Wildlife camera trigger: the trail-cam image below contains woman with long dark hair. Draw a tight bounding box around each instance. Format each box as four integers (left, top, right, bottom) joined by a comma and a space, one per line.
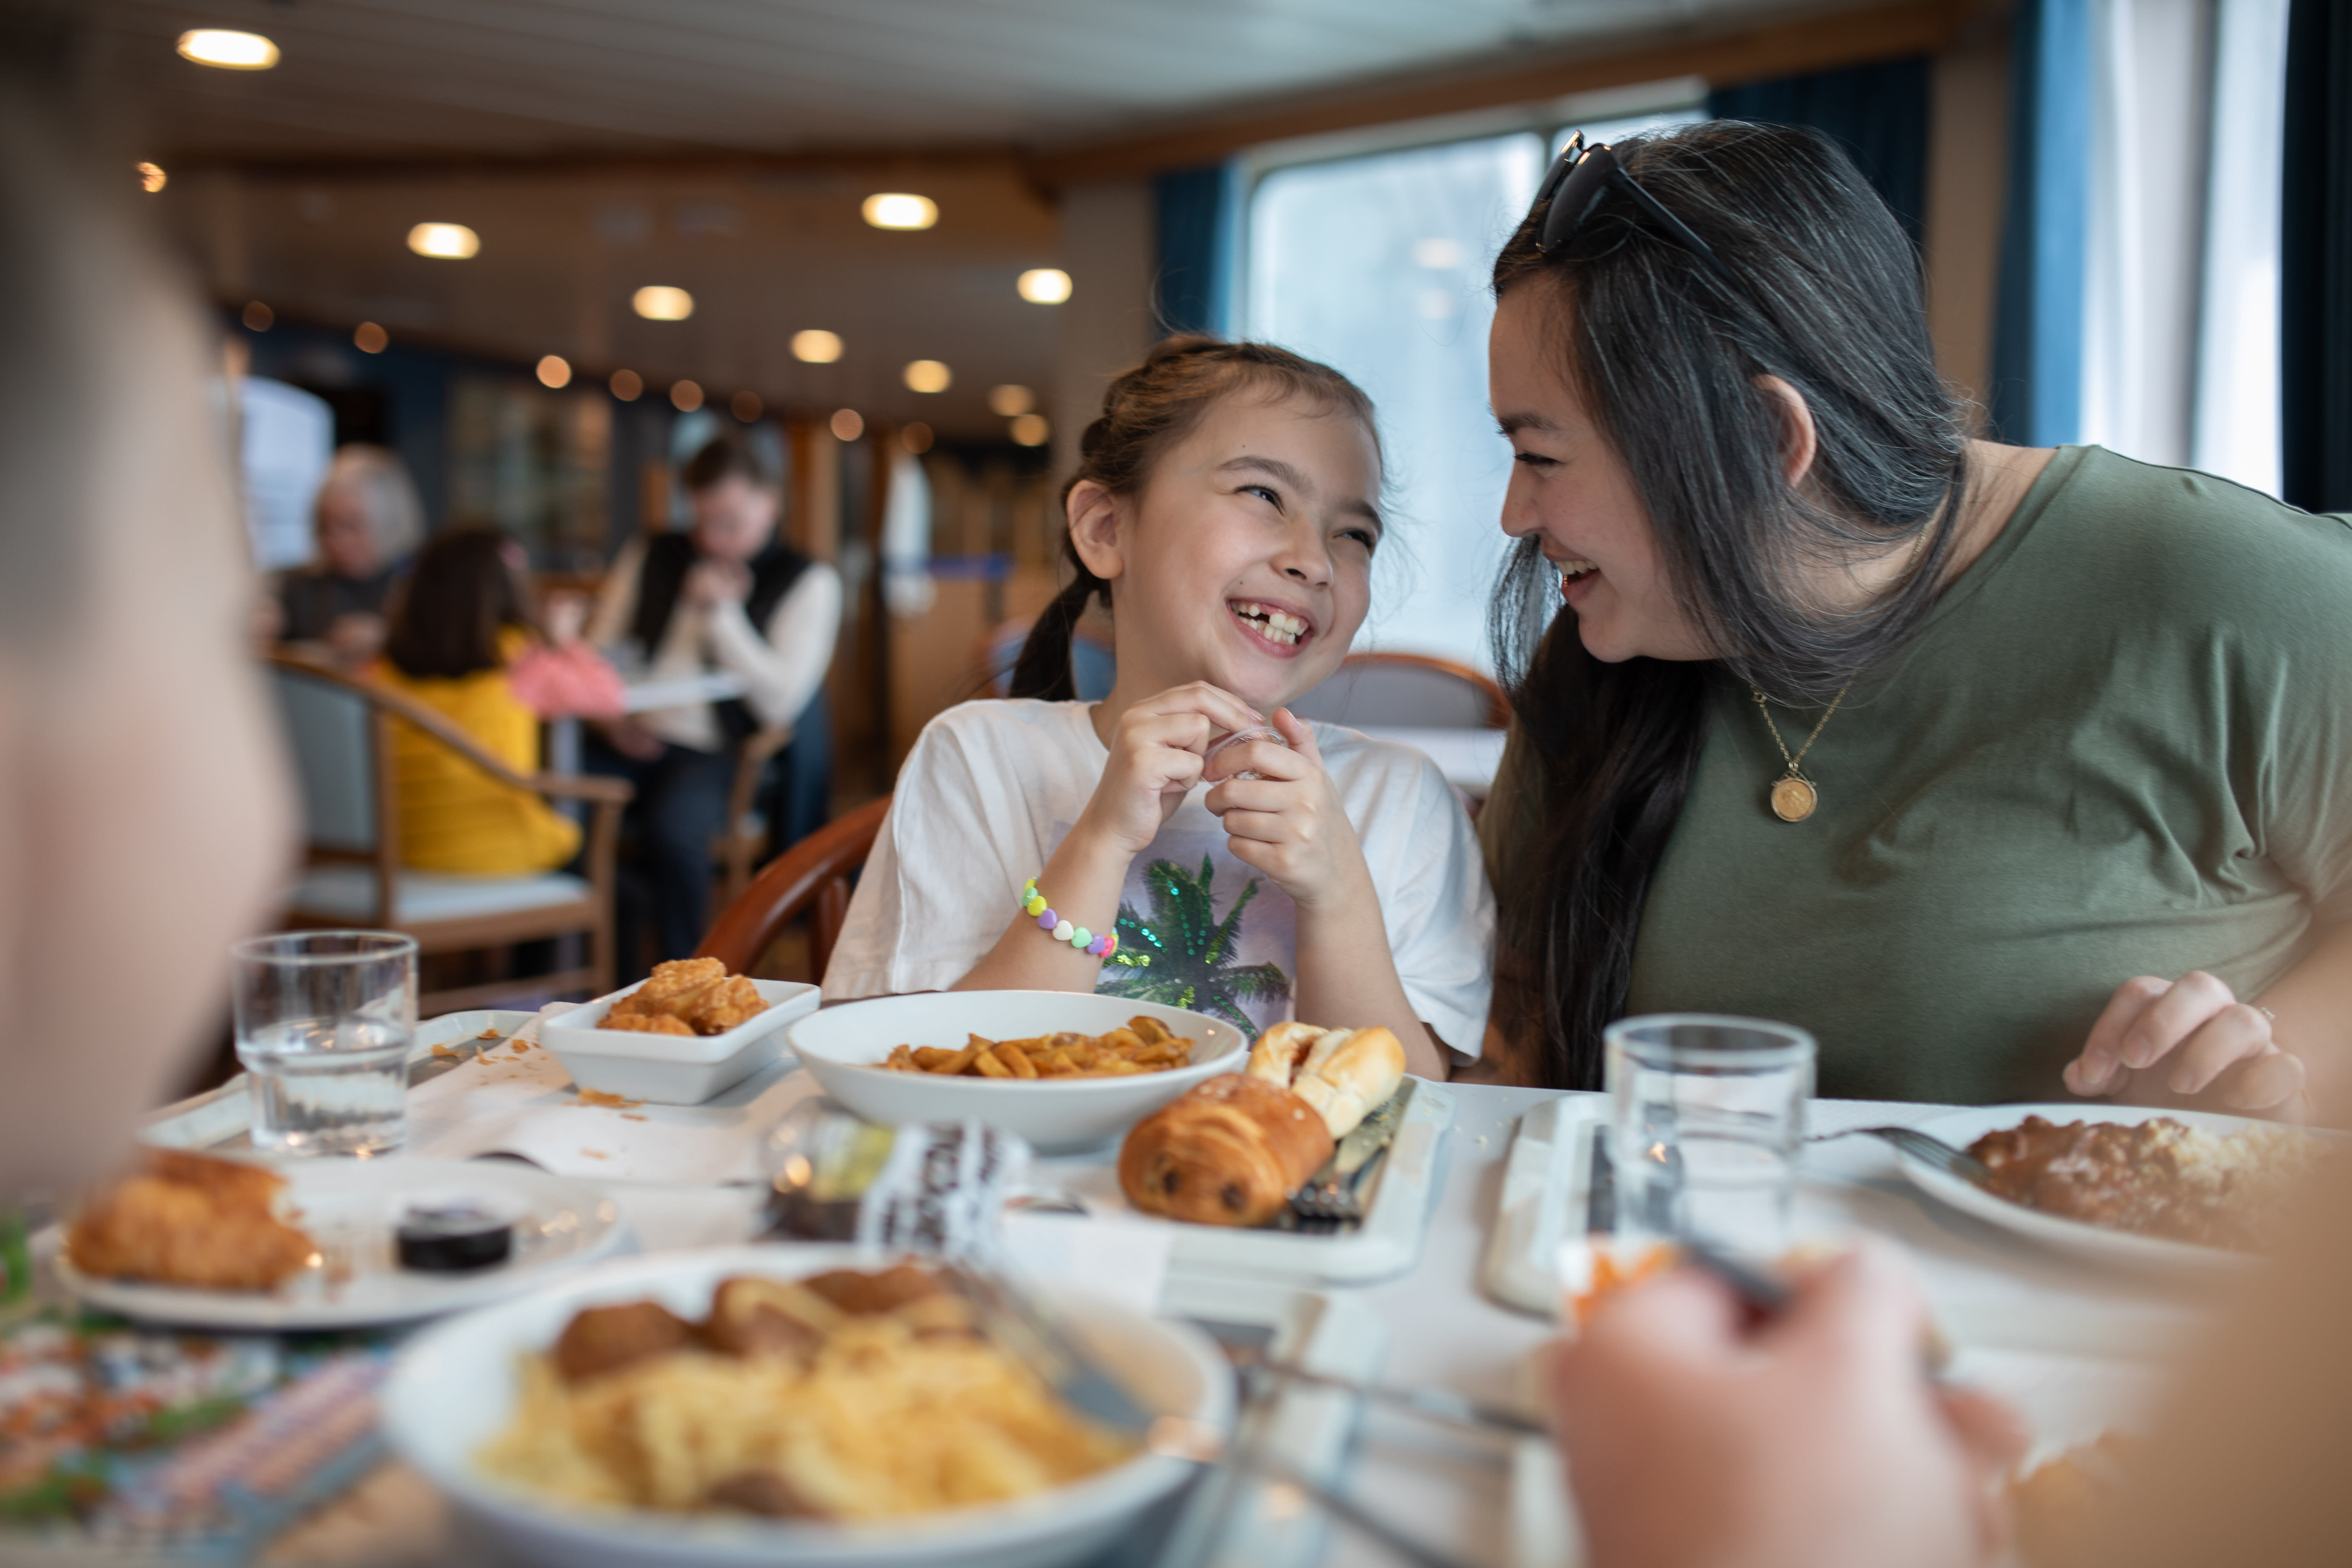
1478, 120, 2352, 1110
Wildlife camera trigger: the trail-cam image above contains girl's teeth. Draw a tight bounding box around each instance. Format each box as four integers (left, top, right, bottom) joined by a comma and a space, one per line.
1560, 558, 1597, 575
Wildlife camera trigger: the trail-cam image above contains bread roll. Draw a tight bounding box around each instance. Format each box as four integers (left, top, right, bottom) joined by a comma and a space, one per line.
1244, 1022, 1407, 1139
1119, 1074, 1333, 1227
1290, 1027, 1406, 1140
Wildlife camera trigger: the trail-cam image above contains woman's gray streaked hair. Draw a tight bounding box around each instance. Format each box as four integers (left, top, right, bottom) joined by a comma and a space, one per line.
316, 444, 427, 564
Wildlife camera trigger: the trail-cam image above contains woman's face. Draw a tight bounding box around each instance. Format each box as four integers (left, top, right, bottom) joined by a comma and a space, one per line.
1074, 391, 1382, 714
316, 486, 380, 579
1488, 288, 1711, 663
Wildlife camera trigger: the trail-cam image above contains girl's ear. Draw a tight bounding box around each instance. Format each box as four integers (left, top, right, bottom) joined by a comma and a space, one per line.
1066, 478, 1127, 582
1753, 375, 1819, 491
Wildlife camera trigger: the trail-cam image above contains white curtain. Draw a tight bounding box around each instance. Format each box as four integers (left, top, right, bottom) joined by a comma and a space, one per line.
2078, 0, 2289, 494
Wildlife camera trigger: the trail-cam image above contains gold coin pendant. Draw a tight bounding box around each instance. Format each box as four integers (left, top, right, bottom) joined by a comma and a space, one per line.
1769, 776, 1818, 822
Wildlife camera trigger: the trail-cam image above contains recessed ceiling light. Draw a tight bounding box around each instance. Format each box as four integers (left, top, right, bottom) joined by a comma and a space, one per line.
610, 369, 643, 401
903, 359, 951, 394
901, 421, 933, 454
354, 322, 388, 354
791, 329, 843, 364
671, 380, 704, 412
1009, 413, 1050, 447
633, 286, 694, 321
830, 408, 865, 441
1412, 238, 1466, 269
176, 29, 279, 69
862, 193, 937, 231
136, 162, 167, 194
407, 222, 480, 260
536, 355, 572, 389
1017, 268, 1072, 304
241, 300, 273, 331
987, 384, 1035, 417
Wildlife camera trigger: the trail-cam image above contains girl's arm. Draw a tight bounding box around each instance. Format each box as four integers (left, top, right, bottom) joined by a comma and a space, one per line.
953, 682, 1264, 993
1206, 710, 1449, 1080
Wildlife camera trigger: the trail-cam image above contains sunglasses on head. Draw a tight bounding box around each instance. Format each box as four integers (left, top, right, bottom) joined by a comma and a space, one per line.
1532, 133, 1741, 292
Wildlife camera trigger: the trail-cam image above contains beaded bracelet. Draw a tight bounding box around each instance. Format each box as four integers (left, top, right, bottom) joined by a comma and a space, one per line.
1020, 877, 1118, 958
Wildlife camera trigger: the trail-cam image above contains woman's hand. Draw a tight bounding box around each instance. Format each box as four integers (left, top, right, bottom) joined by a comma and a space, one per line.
1074, 682, 1263, 857
1554, 1248, 2024, 1568
684, 560, 751, 609
2064, 970, 2306, 1112
1203, 708, 1370, 910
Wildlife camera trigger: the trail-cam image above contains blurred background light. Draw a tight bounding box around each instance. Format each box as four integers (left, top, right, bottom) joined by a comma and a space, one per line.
670, 379, 704, 412
901, 422, 933, 454
240, 300, 273, 331
176, 29, 278, 69
1016, 268, 1072, 304
862, 193, 937, 231
1009, 413, 1050, 447
633, 286, 694, 321
136, 162, 167, 193
732, 390, 763, 422
987, 384, 1035, 416
791, 329, 844, 364
535, 355, 571, 388
407, 222, 480, 259
903, 359, 951, 393
831, 408, 865, 441
609, 369, 642, 401
354, 322, 388, 354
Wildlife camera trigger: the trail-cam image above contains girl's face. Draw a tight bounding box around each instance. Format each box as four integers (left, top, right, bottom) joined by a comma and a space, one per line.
1488, 288, 1712, 663
1074, 391, 1382, 714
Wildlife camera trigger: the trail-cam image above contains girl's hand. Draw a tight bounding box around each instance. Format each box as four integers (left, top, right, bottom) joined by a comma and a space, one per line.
1077, 682, 1264, 856
1203, 708, 1370, 910
684, 560, 750, 608
2064, 970, 2306, 1112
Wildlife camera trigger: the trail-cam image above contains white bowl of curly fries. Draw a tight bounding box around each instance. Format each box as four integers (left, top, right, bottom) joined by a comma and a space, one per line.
787, 991, 1248, 1151
379, 1244, 1233, 1568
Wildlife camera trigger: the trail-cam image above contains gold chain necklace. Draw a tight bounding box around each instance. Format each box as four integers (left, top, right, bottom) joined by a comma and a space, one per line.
1751, 679, 1854, 822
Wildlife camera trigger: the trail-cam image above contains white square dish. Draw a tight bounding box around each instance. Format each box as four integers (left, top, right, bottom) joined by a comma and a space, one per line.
541, 977, 818, 1104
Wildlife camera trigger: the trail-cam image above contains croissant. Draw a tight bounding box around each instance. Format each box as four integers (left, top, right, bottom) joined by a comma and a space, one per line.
1118, 1073, 1334, 1227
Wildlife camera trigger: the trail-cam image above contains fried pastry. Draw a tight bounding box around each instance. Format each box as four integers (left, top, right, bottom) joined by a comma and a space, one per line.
67, 1150, 316, 1290
604, 958, 768, 1037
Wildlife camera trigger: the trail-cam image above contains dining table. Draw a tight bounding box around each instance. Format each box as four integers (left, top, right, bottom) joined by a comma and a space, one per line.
15, 1051, 2226, 1568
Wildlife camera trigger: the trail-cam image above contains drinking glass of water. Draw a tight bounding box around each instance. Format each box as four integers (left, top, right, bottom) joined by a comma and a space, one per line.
233, 931, 417, 1157
1606, 1013, 1814, 1261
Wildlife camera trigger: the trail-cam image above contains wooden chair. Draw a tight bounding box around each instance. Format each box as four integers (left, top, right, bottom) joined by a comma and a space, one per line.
1286, 651, 1510, 730
266, 654, 633, 1014
696, 793, 890, 979
714, 723, 793, 904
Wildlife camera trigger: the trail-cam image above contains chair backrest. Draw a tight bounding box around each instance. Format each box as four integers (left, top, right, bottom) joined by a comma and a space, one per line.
697, 793, 892, 979
270, 662, 380, 853
1286, 652, 1508, 730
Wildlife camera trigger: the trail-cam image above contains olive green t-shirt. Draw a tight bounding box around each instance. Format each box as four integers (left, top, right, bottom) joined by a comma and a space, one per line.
1489, 446, 2352, 1103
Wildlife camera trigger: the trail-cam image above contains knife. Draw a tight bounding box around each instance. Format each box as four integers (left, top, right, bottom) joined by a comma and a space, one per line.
1288, 1079, 1414, 1223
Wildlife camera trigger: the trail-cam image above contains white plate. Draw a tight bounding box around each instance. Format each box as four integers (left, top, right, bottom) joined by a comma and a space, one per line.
53, 1155, 627, 1328
1895, 1102, 2307, 1271
788, 991, 1248, 1153
543, 978, 819, 1104
379, 1244, 1233, 1568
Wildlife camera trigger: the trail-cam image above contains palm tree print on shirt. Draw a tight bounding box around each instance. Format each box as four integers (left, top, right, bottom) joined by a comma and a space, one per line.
1099, 855, 1290, 1031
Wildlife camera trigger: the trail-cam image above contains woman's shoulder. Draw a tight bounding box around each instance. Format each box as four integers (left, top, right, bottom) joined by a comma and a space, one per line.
2043, 447, 2352, 603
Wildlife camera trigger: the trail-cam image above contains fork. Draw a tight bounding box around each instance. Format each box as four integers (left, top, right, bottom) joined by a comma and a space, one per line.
1811, 1125, 1999, 1187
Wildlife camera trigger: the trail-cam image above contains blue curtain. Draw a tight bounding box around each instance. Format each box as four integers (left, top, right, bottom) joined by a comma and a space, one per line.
2281, 0, 2352, 512
1154, 164, 1230, 338
1988, 0, 2090, 447
1707, 57, 1931, 245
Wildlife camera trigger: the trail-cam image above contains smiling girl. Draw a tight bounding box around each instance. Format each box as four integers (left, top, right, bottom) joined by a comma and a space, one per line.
824, 339, 1492, 1079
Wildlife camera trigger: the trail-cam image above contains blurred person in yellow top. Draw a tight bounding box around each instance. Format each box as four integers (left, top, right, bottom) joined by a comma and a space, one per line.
373, 528, 582, 874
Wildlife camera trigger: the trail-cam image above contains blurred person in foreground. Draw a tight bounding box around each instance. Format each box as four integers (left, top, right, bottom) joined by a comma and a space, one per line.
1555, 1150, 2352, 1567
0, 31, 290, 1203
586, 432, 839, 969
272, 443, 425, 668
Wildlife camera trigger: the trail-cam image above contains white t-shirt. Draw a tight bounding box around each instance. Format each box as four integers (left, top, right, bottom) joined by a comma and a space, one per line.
823, 699, 1494, 1058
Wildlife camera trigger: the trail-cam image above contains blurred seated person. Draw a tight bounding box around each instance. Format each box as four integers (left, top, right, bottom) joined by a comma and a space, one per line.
586, 432, 839, 966
273, 443, 424, 668
372, 528, 592, 874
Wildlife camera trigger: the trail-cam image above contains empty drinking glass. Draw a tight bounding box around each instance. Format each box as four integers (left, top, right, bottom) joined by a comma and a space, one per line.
233, 931, 417, 1157
1205, 725, 1288, 782
1606, 1013, 1814, 1261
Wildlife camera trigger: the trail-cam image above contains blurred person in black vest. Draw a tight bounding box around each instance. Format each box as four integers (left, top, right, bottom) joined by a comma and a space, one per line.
585, 433, 839, 970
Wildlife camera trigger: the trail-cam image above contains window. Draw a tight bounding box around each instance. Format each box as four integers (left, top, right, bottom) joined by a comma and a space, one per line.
1240, 104, 1701, 671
